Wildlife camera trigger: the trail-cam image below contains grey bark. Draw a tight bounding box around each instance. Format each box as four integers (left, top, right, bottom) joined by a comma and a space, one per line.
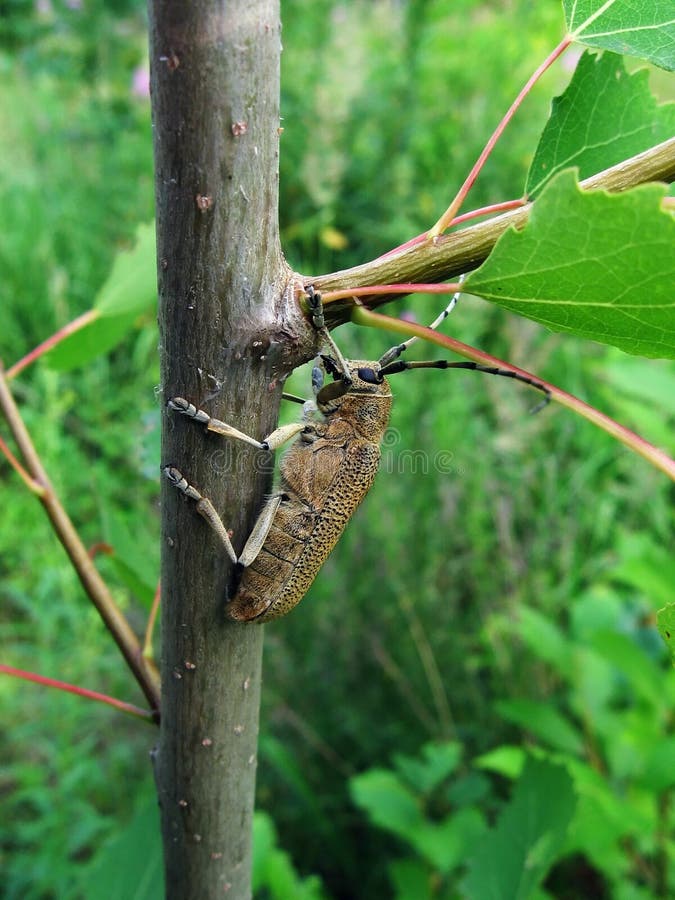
148, 3, 307, 897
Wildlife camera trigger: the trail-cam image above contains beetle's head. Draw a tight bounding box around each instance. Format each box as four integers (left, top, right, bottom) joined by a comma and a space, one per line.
314, 356, 392, 436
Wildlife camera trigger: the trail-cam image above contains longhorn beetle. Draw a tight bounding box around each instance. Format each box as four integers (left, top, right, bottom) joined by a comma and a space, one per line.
163, 286, 549, 623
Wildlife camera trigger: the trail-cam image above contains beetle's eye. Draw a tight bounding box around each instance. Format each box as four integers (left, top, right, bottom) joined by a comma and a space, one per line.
357, 367, 383, 384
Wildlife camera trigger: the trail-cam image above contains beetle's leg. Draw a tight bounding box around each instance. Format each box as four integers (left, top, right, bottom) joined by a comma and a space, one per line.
168, 397, 309, 450
305, 286, 352, 384
164, 400, 309, 564
237, 496, 282, 567
163, 466, 282, 568
163, 466, 238, 563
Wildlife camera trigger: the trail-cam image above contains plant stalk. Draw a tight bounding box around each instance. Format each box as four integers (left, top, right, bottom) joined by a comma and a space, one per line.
311, 137, 675, 324
0, 365, 161, 713
149, 2, 292, 896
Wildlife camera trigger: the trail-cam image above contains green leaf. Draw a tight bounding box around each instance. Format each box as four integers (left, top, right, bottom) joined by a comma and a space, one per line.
495, 699, 585, 755
350, 769, 424, 842
46, 222, 157, 370
657, 603, 675, 664
259, 735, 327, 834
393, 741, 462, 794
599, 358, 675, 412
589, 630, 661, 705
103, 512, 160, 608
412, 807, 486, 873
446, 772, 491, 808
570, 646, 615, 720
564, 0, 675, 72
527, 51, 675, 197
462, 757, 576, 900
474, 745, 526, 780
597, 356, 675, 449
389, 857, 434, 900
252, 812, 327, 900
465, 172, 675, 358
515, 608, 573, 678
77, 789, 163, 900
640, 735, 675, 791
570, 587, 624, 639
94, 221, 157, 316
610, 532, 675, 608
562, 759, 632, 875
350, 763, 485, 873
46, 309, 138, 370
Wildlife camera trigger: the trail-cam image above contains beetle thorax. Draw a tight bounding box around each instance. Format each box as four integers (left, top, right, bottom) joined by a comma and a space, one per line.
317, 361, 392, 441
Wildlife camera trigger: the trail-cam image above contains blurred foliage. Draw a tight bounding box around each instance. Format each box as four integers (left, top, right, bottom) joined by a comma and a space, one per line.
1, 1, 673, 898
349, 552, 675, 899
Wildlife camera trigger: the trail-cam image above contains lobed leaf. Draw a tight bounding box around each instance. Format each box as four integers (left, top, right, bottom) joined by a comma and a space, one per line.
393, 741, 462, 794
564, 0, 675, 72
465, 171, 675, 358
527, 51, 675, 197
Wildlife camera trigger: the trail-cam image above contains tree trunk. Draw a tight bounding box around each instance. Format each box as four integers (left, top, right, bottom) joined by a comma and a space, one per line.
148, 3, 304, 896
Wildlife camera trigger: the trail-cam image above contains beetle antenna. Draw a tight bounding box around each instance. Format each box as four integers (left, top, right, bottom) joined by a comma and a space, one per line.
305, 286, 352, 384
378, 358, 551, 412
378, 274, 465, 369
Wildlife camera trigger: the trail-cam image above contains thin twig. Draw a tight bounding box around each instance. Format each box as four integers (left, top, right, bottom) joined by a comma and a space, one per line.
398, 594, 455, 739
428, 36, 572, 237
0, 364, 161, 715
376, 199, 527, 262
369, 635, 438, 735
143, 580, 161, 662
0, 665, 155, 722
6, 309, 99, 381
451, 198, 526, 226
0, 434, 45, 495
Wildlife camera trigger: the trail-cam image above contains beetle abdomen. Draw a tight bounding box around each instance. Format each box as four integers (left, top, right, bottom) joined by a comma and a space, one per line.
226, 435, 382, 622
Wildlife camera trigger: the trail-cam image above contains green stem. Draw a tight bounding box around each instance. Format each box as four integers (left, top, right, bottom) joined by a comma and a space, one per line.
308, 139, 675, 325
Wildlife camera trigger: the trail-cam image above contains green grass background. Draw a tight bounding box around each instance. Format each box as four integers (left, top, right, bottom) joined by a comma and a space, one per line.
1, 1, 673, 897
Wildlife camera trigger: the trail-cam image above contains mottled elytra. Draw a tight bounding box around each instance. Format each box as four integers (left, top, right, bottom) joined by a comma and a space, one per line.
164, 359, 392, 622
164, 287, 549, 622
